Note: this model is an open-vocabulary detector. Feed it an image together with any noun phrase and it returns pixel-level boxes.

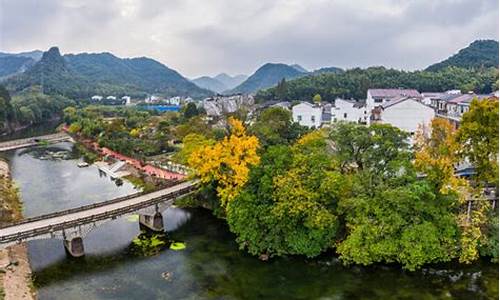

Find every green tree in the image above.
[313,94,322,104]
[337,181,458,271]
[456,97,499,186]
[250,107,308,147]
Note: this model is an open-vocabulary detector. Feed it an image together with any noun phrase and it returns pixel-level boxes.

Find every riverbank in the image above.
[0,159,35,300]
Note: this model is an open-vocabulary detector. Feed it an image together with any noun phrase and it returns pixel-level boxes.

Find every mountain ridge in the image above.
[2,47,213,99]
[426,40,499,71]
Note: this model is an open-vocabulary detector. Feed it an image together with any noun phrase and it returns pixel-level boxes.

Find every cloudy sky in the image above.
[0,0,498,78]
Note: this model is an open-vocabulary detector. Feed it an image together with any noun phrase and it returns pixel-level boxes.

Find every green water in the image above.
[4,142,499,300]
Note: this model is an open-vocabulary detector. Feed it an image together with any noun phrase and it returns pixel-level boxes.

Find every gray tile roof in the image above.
[368,89,421,98]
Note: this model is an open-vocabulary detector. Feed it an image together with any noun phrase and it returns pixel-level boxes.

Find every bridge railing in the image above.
[0,182,198,243]
[0,179,187,229]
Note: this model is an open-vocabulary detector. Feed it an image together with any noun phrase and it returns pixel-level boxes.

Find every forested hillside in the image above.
[426,40,499,71]
[3,47,213,99]
[231,63,306,94]
[256,66,498,102]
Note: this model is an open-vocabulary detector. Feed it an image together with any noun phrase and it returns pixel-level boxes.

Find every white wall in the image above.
[381,99,435,134]
[292,103,322,128]
[332,99,367,123]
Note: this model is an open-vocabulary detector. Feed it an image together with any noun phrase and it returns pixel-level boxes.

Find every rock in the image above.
[161,271,173,281]
[259,253,269,261]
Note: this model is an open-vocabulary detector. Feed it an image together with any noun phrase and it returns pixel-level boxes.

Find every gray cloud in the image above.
[0,0,497,78]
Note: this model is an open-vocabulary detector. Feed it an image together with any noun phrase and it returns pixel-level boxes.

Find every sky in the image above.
[0,0,498,78]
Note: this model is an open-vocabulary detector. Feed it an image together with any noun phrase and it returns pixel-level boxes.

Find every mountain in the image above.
[290,64,308,73]
[192,76,228,93]
[312,66,344,75]
[0,56,36,79]
[230,63,306,94]
[4,47,95,97]
[3,47,213,99]
[426,40,499,71]
[192,73,248,93]
[0,50,43,79]
[0,50,43,61]
[65,52,211,98]
[214,73,247,89]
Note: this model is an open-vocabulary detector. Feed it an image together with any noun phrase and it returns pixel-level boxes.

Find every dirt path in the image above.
[0,244,34,300]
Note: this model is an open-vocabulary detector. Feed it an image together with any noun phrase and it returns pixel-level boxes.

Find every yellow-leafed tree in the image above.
[188,117,260,207]
[414,118,466,194]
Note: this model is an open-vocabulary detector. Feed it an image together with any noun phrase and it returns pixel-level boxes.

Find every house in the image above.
[421,92,442,106]
[366,89,421,112]
[91,95,103,101]
[332,98,368,123]
[106,96,117,100]
[442,93,492,120]
[292,102,323,128]
[122,96,131,105]
[370,97,435,134]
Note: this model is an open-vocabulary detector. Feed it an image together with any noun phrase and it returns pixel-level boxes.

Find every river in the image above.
[2,141,498,300]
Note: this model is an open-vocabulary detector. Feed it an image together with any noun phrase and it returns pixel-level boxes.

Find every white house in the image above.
[292,102,323,128]
[332,98,368,123]
[366,89,421,113]
[106,96,117,100]
[91,95,103,101]
[371,97,435,134]
[122,96,131,105]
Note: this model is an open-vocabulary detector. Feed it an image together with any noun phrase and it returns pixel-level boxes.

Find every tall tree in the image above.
[188,117,260,207]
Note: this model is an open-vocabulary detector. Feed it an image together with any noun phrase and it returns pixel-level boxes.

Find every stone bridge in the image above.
[0,180,198,257]
[0,133,73,152]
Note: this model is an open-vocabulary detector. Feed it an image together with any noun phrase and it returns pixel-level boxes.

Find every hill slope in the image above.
[230,63,306,94]
[65,52,212,98]
[192,76,228,93]
[3,47,213,99]
[426,40,499,71]
[214,73,247,90]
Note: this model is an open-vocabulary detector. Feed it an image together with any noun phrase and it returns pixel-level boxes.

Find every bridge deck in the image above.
[0,133,72,152]
[0,180,197,243]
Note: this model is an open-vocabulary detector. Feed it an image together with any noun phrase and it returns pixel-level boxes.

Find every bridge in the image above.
[0,133,72,152]
[0,180,198,257]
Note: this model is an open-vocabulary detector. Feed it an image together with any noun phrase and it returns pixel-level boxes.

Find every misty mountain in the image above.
[192,76,228,93]
[2,47,213,99]
[230,63,306,94]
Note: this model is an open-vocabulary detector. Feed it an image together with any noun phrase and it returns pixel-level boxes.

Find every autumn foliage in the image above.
[188,117,260,207]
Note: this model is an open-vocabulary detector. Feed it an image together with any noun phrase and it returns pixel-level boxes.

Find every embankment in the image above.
[0,159,35,300]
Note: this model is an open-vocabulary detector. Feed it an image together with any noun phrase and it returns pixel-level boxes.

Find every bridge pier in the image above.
[139,213,164,232]
[63,237,85,257]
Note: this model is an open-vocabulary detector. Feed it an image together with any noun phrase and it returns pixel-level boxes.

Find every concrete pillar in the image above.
[63,237,85,257]
[139,212,164,232]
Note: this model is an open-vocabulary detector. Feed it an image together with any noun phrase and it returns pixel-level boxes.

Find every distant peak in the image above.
[46,46,61,55]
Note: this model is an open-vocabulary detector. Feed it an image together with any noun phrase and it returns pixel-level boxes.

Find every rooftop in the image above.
[368,89,421,98]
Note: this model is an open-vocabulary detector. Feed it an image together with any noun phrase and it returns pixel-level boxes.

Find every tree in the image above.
[250,107,308,147]
[182,102,200,120]
[313,94,322,104]
[329,123,413,194]
[227,131,348,258]
[414,118,466,194]
[337,181,458,271]
[174,133,214,165]
[456,97,499,186]
[188,117,260,207]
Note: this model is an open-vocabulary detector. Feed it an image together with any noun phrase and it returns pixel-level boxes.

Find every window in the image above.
[374,99,383,103]
[297,115,302,121]
[344,113,347,118]
[311,115,315,122]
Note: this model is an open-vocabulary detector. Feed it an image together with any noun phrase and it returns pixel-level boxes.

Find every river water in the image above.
[2,142,499,300]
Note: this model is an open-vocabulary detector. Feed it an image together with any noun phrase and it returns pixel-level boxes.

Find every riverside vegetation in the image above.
[63,97,499,271]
